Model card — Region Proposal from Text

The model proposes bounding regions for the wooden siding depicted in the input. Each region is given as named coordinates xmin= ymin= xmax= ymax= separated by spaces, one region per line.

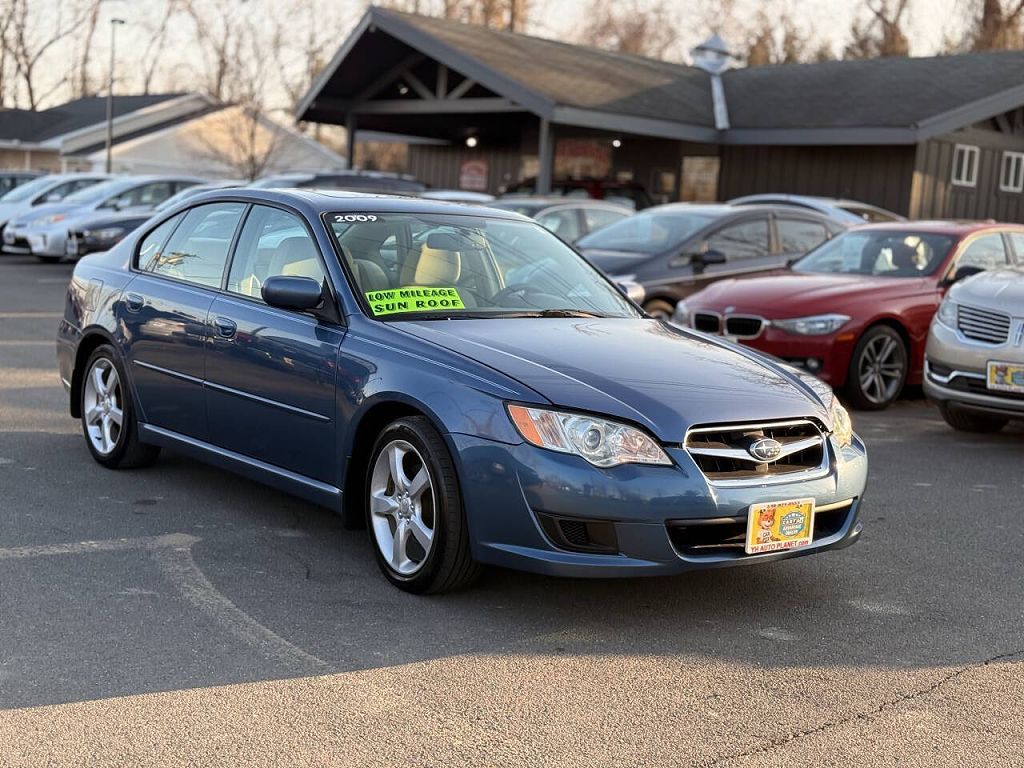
xmin=408 ymin=144 xmax=525 ymax=195
xmin=912 ymin=127 xmax=1024 ymax=222
xmin=718 ymin=145 xmax=916 ymax=215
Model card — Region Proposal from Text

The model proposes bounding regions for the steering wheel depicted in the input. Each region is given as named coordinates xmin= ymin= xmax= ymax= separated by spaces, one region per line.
xmin=490 ymin=282 xmax=549 ymax=305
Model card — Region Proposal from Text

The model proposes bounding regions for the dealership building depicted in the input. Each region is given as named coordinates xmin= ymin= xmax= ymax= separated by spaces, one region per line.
xmin=298 ymin=8 xmax=1024 ymax=220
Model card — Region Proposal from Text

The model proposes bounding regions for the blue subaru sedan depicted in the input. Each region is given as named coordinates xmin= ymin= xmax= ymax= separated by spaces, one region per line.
xmin=57 ymin=189 xmax=867 ymax=593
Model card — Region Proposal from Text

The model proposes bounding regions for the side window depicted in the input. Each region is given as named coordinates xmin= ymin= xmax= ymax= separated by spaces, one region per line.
xmin=1008 ymin=233 xmax=1024 ymax=264
xmin=536 ymin=209 xmax=582 ymax=242
xmin=149 ymin=202 xmax=245 ymax=287
xmin=227 ymin=205 xmax=324 ymax=300
xmin=136 ymin=214 xmax=184 ymax=270
xmin=584 ymin=207 xmax=629 ymax=233
xmin=136 ymin=182 xmax=173 ymax=206
xmin=706 ymin=218 xmax=770 ymax=259
xmin=957 ymin=234 xmax=1010 ymax=271
xmin=777 ymin=219 xmax=829 ymax=254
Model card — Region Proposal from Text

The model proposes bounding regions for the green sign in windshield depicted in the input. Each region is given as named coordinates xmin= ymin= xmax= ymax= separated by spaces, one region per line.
xmin=365 ymin=286 xmax=466 ymax=316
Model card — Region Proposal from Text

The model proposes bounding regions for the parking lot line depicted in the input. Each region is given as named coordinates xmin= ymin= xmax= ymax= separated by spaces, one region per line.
xmin=0 ymin=533 xmax=198 ymax=561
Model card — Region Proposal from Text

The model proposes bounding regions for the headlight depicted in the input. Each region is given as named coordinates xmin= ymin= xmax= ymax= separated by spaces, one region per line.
xmin=798 ymin=372 xmax=853 ymax=448
xmin=507 ymin=404 xmax=671 ymax=467
xmin=33 ymin=213 xmax=65 ymax=226
xmin=830 ymin=398 xmax=853 ymax=448
xmin=672 ymin=299 xmax=690 ymax=326
xmin=87 ymin=227 xmax=126 ymax=241
xmin=936 ymin=298 xmax=957 ymax=329
xmin=774 ymin=313 xmax=850 ymax=336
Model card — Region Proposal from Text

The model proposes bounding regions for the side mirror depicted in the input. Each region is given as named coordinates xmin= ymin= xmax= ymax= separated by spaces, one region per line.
xmin=616 ymin=279 xmax=646 ymax=305
xmin=945 ymin=264 xmax=984 ymax=286
xmin=262 ymin=275 xmax=324 ymax=312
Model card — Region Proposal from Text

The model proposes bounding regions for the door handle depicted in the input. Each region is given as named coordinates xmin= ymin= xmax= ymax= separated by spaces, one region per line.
xmin=125 ymin=292 xmax=144 ymax=313
xmin=213 ymin=316 xmax=237 ymax=339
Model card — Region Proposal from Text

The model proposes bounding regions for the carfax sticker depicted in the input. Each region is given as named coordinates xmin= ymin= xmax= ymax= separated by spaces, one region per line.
xmin=365 ymin=286 xmax=465 ymax=316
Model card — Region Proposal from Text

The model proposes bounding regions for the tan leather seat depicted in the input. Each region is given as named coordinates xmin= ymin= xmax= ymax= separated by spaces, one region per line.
xmin=400 ymin=243 xmax=461 ymax=286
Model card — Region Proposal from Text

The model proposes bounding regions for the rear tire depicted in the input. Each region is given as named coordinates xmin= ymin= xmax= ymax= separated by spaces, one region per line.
xmin=80 ymin=344 xmax=160 ymax=469
xmin=845 ymin=325 xmax=908 ymax=411
xmin=938 ymin=403 xmax=1008 ymax=433
xmin=36 ymin=254 xmax=62 ymax=264
xmin=365 ymin=416 xmax=480 ymax=594
xmin=643 ymin=299 xmax=675 ymax=320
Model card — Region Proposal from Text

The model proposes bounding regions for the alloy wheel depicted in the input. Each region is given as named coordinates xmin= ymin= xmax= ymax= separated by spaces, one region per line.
xmin=83 ymin=358 xmax=123 ymax=456
xmin=369 ymin=439 xmax=436 ymax=576
xmin=857 ymin=334 xmax=905 ymax=406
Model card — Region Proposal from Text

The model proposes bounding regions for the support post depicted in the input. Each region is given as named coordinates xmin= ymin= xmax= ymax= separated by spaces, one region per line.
xmin=536 ymin=117 xmax=553 ymax=194
xmin=345 ymin=113 xmax=357 ymax=169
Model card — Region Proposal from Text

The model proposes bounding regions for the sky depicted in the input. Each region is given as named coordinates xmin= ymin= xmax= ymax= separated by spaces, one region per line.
xmin=22 ymin=0 xmax=977 ymax=112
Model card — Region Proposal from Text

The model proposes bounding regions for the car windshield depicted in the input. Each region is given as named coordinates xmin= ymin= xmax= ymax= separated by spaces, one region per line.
xmin=575 ymin=209 xmax=715 ymax=254
xmin=327 ymin=212 xmax=639 ymax=320
xmin=63 ymin=180 xmax=129 ymax=204
xmin=793 ymin=230 xmax=956 ymax=277
xmin=0 ymin=176 xmax=58 ymax=202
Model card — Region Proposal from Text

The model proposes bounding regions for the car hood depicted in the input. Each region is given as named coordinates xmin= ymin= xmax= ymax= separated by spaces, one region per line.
xmin=689 ymin=272 xmax=934 ymax=314
xmin=950 ymin=268 xmax=1024 ymax=317
xmin=0 ymin=201 xmax=29 ymax=224
xmin=579 ymin=249 xmax=654 ymax=275
xmin=393 ymin=318 xmax=828 ymax=442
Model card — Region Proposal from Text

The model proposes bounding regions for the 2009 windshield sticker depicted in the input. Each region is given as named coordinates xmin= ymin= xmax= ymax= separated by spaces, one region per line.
xmin=365 ymin=287 xmax=466 ymax=316
xmin=334 ymin=214 xmax=378 ymax=223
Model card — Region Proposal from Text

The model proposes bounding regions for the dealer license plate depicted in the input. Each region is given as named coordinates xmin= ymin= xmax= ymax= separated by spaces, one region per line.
xmin=745 ymin=498 xmax=815 ymax=555
xmin=987 ymin=361 xmax=1024 ymax=394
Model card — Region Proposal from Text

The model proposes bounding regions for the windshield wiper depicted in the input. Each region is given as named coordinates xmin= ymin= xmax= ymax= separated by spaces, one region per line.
xmin=407 ymin=309 xmax=612 ymax=320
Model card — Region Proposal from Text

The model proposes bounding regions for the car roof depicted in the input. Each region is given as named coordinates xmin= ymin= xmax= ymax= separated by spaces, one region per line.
xmin=491 ymin=196 xmax=629 ymax=208
xmin=847 ymin=220 xmax=1024 ymax=235
xmin=171 ymin=187 xmax=532 ymax=222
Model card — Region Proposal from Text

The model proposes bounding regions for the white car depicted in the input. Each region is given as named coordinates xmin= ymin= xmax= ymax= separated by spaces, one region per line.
xmin=10 ymin=175 xmax=204 ymax=263
xmin=0 ymin=173 xmax=110 ymax=254
xmin=925 ymin=267 xmax=1024 ymax=432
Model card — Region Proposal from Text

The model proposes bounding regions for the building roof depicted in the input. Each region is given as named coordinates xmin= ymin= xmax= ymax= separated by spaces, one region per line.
xmin=0 ymin=94 xmax=186 ymax=143
xmin=298 ymin=8 xmax=1024 ymax=146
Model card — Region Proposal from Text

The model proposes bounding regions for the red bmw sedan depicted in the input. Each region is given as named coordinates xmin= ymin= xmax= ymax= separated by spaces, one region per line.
xmin=677 ymin=221 xmax=1024 ymax=410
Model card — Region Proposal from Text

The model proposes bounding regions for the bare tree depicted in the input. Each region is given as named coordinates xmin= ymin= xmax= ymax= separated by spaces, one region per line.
xmin=742 ymin=11 xmax=834 ymax=66
xmin=140 ymin=0 xmax=182 ymax=95
xmin=4 ymin=0 xmax=92 ymax=108
xmin=183 ymin=0 xmax=251 ymax=103
xmin=844 ymin=0 xmax=911 ymax=58
xmin=965 ymin=0 xmax=1024 ymax=49
xmin=71 ymin=0 xmax=102 ymax=98
xmin=577 ymin=0 xmax=677 ymax=59
xmin=382 ymin=0 xmax=531 ymax=31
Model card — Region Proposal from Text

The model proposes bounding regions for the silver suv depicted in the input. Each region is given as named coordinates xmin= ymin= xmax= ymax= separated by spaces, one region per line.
xmin=925 ymin=267 xmax=1024 ymax=432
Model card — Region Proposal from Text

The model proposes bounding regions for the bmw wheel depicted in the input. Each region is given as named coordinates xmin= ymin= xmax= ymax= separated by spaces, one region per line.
xmin=80 ymin=345 xmax=160 ymax=469
xmin=643 ymin=299 xmax=675 ymax=321
xmin=365 ymin=416 xmax=480 ymax=594
xmin=846 ymin=326 xmax=908 ymax=411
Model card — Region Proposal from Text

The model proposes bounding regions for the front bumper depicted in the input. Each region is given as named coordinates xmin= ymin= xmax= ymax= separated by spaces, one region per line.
xmin=924 ymin=321 xmax=1024 ymax=419
xmin=24 ymin=225 xmax=68 ymax=257
xmin=2 ymin=224 xmax=32 ymax=254
xmin=451 ymin=431 xmax=867 ymax=577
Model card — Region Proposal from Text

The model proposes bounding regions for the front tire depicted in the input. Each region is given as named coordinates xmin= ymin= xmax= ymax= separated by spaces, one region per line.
xmin=845 ymin=325 xmax=908 ymax=410
xmin=643 ymin=299 xmax=675 ymax=320
xmin=365 ymin=416 xmax=480 ymax=594
xmin=36 ymin=254 xmax=62 ymax=264
xmin=80 ymin=344 xmax=160 ymax=469
xmin=938 ymin=403 xmax=1008 ymax=433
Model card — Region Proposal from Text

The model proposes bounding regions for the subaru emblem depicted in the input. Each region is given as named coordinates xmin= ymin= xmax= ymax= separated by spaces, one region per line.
xmin=748 ymin=437 xmax=783 ymax=462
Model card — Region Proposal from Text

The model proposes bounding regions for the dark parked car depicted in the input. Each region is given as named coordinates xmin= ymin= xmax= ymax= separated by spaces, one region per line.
xmin=728 ymin=194 xmax=905 ymax=225
xmin=57 ymin=189 xmax=866 ymax=593
xmin=251 ymin=170 xmax=426 ymax=195
xmin=502 ymin=177 xmax=653 ymax=209
xmin=576 ymin=203 xmax=845 ymax=319
xmin=679 ymin=221 xmax=1024 ymax=410
xmin=65 ymin=212 xmax=154 ymax=260
xmin=487 ymin=197 xmax=631 ymax=243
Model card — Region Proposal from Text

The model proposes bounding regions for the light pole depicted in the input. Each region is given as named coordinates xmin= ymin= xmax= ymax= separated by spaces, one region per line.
xmin=105 ymin=17 xmax=125 ymax=174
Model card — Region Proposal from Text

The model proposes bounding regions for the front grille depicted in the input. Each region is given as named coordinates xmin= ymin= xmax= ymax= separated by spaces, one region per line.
xmin=944 ymin=374 xmax=1024 ymax=402
xmin=693 ymin=312 xmax=721 ymax=333
xmin=684 ymin=419 xmax=827 ymax=484
xmin=957 ymin=305 xmax=1011 ymax=344
xmin=724 ymin=316 xmax=764 ymax=338
xmin=666 ymin=500 xmax=854 ymax=557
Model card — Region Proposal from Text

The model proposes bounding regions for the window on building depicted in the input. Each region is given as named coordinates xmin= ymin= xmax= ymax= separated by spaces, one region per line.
xmin=952 ymin=144 xmax=979 ymax=187
xmin=999 ymin=152 xmax=1024 ymax=193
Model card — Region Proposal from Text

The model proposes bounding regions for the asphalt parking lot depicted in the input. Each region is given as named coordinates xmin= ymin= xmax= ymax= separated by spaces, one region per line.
xmin=1 ymin=254 xmax=1022 ymax=767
